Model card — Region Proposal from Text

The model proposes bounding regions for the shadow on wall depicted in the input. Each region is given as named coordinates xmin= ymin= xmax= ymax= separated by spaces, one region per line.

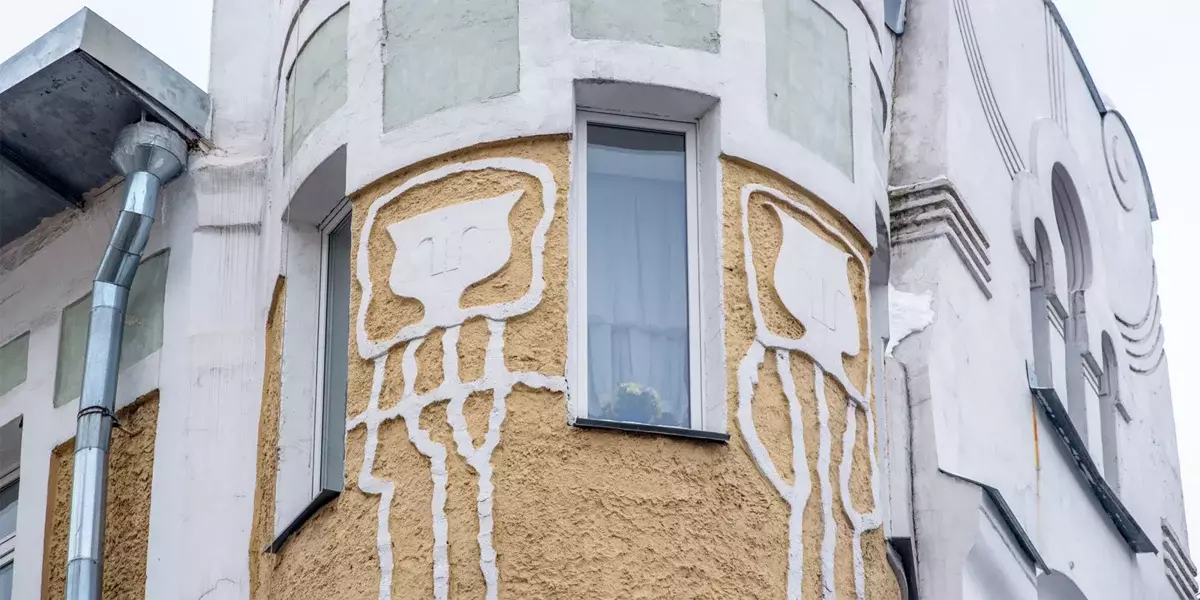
xmin=1038 ymin=571 xmax=1088 ymax=600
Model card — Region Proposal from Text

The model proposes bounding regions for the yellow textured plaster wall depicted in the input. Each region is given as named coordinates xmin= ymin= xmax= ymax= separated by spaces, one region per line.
xmin=251 ymin=138 xmax=899 ymax=599
xmin=42 ymin=392 xmax=159 ymax=599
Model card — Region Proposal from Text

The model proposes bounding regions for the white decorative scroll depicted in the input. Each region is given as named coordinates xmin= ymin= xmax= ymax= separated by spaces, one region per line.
xmin=349 ymin=158 xmax=565 ymax=600
xmin=736 ymin=184 xmax=882 ymax=600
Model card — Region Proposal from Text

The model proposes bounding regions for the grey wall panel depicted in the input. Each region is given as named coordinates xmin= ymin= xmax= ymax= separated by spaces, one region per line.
xmin=570 ymin=0 xmax=720 ymax=53
xmin=765 ymin=0 xmax=853 ymax=178
xmin=286 ymin=7 xmax=349 ymax=160
xmin=383 ymin=0 xmax=520 ymax=131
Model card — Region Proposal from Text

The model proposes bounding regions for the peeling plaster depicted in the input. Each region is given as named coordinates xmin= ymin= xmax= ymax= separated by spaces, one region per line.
xmin=885 ymin=285 xmax=934 ymax=357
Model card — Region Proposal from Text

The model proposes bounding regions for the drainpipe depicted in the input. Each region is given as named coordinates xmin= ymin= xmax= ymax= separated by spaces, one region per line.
xmin=65 ymin=121 xmax=187 ymax=600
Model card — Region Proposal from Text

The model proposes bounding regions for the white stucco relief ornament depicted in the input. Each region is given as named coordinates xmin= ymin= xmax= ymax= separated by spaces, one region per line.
xmin=736 ymin=185 xmax=882 ymax=600
xmin=349 ymin=158 xmax=565 ymax=600
xmin=387 ymin=191 xmax=522 ymax=325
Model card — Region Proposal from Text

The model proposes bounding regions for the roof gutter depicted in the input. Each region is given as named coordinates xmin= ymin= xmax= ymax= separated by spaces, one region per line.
xmin=64 ymin=121 xmax=187 ymax=600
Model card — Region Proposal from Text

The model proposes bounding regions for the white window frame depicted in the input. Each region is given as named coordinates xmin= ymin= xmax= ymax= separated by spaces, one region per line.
xmin=0 ymin=466 xmax=17 ymax=567
xmin=312 ymin=198 xmax=351 ymax=498
xmin=569 ymin=110 xmax=705 ymax=431
xmin=272 ymin=191 xmax=350 ymax=552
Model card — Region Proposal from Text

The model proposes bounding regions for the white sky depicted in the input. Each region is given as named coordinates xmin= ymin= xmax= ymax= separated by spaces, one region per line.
xmin=1 ymin=0 xmax=1196 ymax=554
xmin=0 ymin=1 xmax=212 ymax=90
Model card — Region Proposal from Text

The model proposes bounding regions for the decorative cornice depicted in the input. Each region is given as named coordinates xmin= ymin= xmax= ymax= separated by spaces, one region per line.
xmin=1027 ymin=364 xmax=1157 ymax=554
xmin=1163 ymin=518 xmax=1199 ymax=600
xmin=1116 ymin=266 xmax=1167 ymax=375
xmin=889 ymin=176 xmax=992 ymax=299
xmin=1045 ymin=7 xmax=1069 ymax=135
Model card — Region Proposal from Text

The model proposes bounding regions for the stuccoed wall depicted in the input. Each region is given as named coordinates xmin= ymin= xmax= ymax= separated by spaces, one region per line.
xmin=42 ymin=392 xmax=160 ymax=599
xmin=247 ymin=0 xmax=898 ymax=597
xmin=247 ymin=136 xmax=900 ymax=599
xmin=888 ymin=0 xmax=1184 ymax=597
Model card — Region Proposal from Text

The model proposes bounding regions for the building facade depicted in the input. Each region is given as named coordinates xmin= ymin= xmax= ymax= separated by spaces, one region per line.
xmin=0 ymin=0 xmax=1191 ymax=599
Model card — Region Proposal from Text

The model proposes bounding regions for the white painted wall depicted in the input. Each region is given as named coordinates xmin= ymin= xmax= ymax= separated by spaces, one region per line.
xmin=7 ymin=0 xmax=1186 ymax=598
xmin=888 ymin=0 xmax=1185 ymax=597
xmin=0 ymin=178 xmax=183 ymax=600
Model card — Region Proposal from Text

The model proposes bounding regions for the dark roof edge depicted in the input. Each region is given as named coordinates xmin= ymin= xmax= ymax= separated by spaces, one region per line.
xmin=1044 ymin=0 xmax=1158 ymax=221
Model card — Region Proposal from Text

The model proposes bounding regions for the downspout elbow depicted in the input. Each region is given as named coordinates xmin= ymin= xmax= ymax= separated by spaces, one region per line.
xmin=64 ymin=121 xmax=187 ymax=600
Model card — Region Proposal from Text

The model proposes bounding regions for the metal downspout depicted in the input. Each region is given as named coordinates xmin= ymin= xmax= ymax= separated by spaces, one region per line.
xmin=65 ymin=121 xmax=187 ymax=600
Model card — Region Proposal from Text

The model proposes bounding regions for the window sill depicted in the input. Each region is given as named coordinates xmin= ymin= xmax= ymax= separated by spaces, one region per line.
xmin=572 ymin=417 xmax=729 ymax=443
xmin=267 ymin=488 xmax=339 ymax=553
xmin=1025 ymin=363 xmax=1156 ymax=554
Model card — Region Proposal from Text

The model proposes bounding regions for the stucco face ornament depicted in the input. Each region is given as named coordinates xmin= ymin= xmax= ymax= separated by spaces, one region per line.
xmin=350 ymin=158 xmax=565 ymax=600
xmin=737 ymin=185 xmax=881 ymax=600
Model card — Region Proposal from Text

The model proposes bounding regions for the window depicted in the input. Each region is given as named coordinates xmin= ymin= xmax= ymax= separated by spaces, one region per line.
xmin=0 ymin=415 xmax=20 ymax=594
xmin=1099 ymin=334 xmax=1120 ymax=492
xmin=0 ymin=467 xmax=16 ymax=600
xmin=315 ymin=203 xmax=351 ymax=497
xmin=271 ymin=195 xmax=350 ymax=552
xmin=0 ymin=333 xmax=28 ymax=397
xmin=54 ymin=251 xmax=169 ymax=407
xmin=0 ymin=472 xmax=15 ymax=546
xmin=0 ymin=561 xmax=11 ymax=600
xmin=571 ymin=112 xmax=702 ymax=431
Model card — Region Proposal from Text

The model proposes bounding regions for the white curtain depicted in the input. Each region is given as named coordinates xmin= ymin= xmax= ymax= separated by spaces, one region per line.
xmin=586 ymin=128 xmax=691 ymax=428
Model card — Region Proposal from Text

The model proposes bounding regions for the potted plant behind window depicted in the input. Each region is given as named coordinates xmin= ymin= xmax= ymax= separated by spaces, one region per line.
xmin=603 ymin=382 xmax=666 ymax=425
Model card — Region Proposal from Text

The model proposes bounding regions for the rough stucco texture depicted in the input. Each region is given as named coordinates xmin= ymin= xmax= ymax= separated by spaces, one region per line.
xmin=250 ymin=278 xmax=285 ymax=599
xmin=42 ymin=392 xmax=160 ymax=599
xmin=764 ymin=0 xmax=854 ymax=178
xmin=383 ymin=0 xmax=520 ymax=132
xmin=570 ymin=0 xmax=721 ymax=52
xmin=251 ymin=138 xmax=898 ymax=599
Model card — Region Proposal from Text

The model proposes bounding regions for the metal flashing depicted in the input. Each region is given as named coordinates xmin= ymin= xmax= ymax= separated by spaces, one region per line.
xmin=573 ymin=417 xmax=731 ymax=443
xmin=1043 ymin=0 xmax=1158 ymax=220
xmin=941 ymin=470 xmax=1051 ymax=573
xmin=1027 ymin=363 xmax=1157 ymax=554
xmin=0 ymin=8 xmax=210 ymax=247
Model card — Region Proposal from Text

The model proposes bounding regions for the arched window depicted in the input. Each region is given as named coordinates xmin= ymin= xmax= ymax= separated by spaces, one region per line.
xmin=1029 ymin=220 xmax=1056 ymax=388
xmin=1100 ymin=333 xmax=1120 ymax=491
xmin=1050 ymin=165 xmax=1093 ymax=444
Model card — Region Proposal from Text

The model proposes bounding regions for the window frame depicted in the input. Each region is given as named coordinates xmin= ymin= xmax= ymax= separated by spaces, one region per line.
xmin=312 ymin=198 xmax=351 ymax=499
xmin=569 ymin=110 xmax=705 ymax=432
xmin=270 ymin=197 xmax=350 ymax=553
xmin=0 ymin=466 xmax=17 ymax=568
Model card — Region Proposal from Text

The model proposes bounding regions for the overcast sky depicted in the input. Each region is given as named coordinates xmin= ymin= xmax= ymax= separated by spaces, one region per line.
xmin=1 ymin=0 xmax=1197 ymax=553
xmin=0 ymin=1 xmax=212 ymax=90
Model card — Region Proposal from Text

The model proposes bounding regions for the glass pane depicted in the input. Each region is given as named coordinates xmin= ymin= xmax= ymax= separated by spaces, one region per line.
xmin=0 ymin=480 xmax=16 ymax=540
xmin=54 ymin=252 xmax=170 ymax=407
xmin=585 ymin=123 xmax=691 ymax=428
xmin=321 ymin=214 xmax=351 ymax=493
xmin=54 ymin=294 xmax=92 ymax=407
xmin=0 ymin=561 xmax=11 ymax=600
xmin=122 ymin=252 xmax=170 ymax=371
xmin=0 ymin=333 xmax=28 ymax=397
